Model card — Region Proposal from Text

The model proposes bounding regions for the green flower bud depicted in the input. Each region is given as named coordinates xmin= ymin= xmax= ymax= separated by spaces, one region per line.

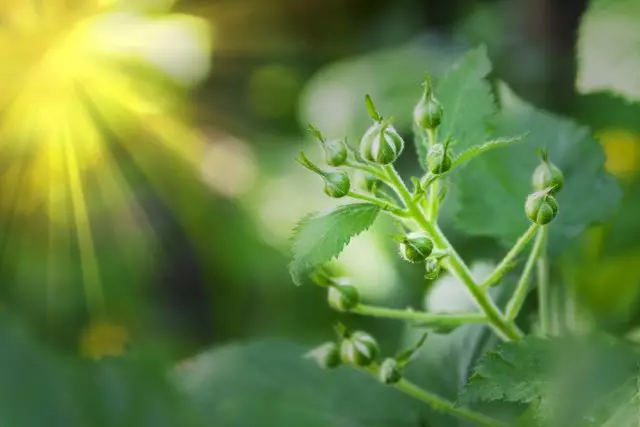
xmin=324 ymin=139 xmax=348 ymax=166
xmin=327 ymin=282 xmax=359 ymax=312
xmin=340 ymin=331 xmax=379 ymax=367
xmin=297 ymin=151 xmax=350 ymax=198
xmin=532 ymin=153 xmax=564 ymax=194
xmin=359 ymin=122 xmax=405 ymax=165
xmin=414 ymin=97 xmax=443 ymax=130
xmin=305 ymin=342 xmax=341 ymax=369
xmin=323 ymin=171 xmax=350 ymax=198
xmin=399 ymin=233 xmax=434 ymax=263
xmin=413 ymin=74 xmax=443 ymax=130
xmin=427 ymin=143 xmax=452 ymax=175
xmin=424 ymin=258 xmax=441 ymax=281
xmin=525 ymin=191 xmax=558 ymax=225
xmin=379 ymin=358 xmax=402 ymax=385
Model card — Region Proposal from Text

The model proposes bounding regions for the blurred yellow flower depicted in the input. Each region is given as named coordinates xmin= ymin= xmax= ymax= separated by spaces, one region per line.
xmin=79 ymin=320 xmax=129 ymax=359
xmin=598 ymin=128 xmax=640 ymax=180
xmin=0 ymin=0 xmax=212 ymax=317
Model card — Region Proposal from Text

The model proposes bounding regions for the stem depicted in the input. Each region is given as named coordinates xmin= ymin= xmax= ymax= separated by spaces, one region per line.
xmin=352 ymin=304 xmax=486 ymax=325
xmin=426 ymin=128 xmax=439 ymax=221
xmin=343 ymin=161 xmax=388 ymax=182
xmin=382 ymin=164 xmax=522 ymax=341
xmin=506 ymin=227 xmax=545 ymax=320
xmin=347 ymin=192 xmax=407 ymax=216
xmin=363 ymin=364 xmax=507 ymax=427
xmin=537 ymin=226 xmax=550 ymax=336
xmin=481 ymin=223 xmax=540 ymax=289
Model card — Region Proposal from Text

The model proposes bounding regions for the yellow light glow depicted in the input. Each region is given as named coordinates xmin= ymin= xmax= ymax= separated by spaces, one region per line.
xmin=0 ymin=1 xmax=212 ymax=320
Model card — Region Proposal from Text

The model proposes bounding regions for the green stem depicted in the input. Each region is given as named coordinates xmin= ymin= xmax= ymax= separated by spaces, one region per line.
xmin=506 ymin=227 xmax=546 ymax=320
xmin=537 ymin=226 xmax=550 ymax=336
xmin=426 ymin=128 xmax=439 ymax=221
xmin=363 ymin=364 xmax=507 ymax=427
xmin=344 ymin=161 xmax=388 ymax=182
xmin=382 ymin=164 xmax=522 ymax=341
xmin=347 ymin=191 xmax=407 ymax=216
xmin=481 ymin=223 xmax=540 ymax=289
xmin=352 ymin=304 xmax=486 ymax=325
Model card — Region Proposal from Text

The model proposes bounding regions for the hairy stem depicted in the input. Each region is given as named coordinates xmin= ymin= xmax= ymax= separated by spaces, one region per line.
xmin=344 ymin=161 xmax=388 ymax=181
xmin=426 ymin=128 xmax=439 ymax=221
xmin=382 ymin=164 xmax=522 ymax=341
xmin=363 ymin=364 xmax=508 ymax=427
xmin=347 ymin=191 xmax=407 ymax=216
xmin=481 ymin=223 xmax=539 ymax=289
xmin=352 ymin=304 xmax=486 ymax=325
xmin=537 ymin=226 xmax=550 ymax=336
xmin=506 ymin=227 xmax=546 ymax=320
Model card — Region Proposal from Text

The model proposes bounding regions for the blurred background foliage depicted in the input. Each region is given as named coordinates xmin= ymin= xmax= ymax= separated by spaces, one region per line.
xmin=1 ymin=0 xmax=640 ymax=425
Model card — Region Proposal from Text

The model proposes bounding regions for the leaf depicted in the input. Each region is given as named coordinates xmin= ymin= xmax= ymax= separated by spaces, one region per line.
xmin=576 ymin=0 xmax=640 ymax=102
xmin=177 ymin=339 xmax=423 ymax=427
xmin=452 ymin=134 xmax=527 ymax=169
xmin=289 ymin=203 xmax=380 ymax=285
xmin=416 ymin=46 xmax=497 ymax=169
xmin=584 ymin=371 xmax=640 ymax=427
xmin=461 ymin=336 xmax=640 ymax=426
xmin=460 ymin=337 xmax=550 ymax=406
xmin=453 ymin=82 xmax=621 ymax=251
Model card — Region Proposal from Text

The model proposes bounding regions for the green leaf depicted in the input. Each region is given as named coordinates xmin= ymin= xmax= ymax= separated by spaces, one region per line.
xmin=177 ymin=339 xmax=424 ymax=427
xmin=0 ymin=311 xmax=199 ymax=427
xmin=460 ymin=337 xmax=550 ymax=406
xmin=461 ymin=336 xmax=640 ymax=425
xmin=289 ymin=203 xmax=380 ymax=285
xmin=453 ymin=82 xmax=621 ymax=251
xmin=416 ymin=45 xmax=497 ymax=169
xmin=584 ymin=371 xmax=640 ymax=427
xmin=577 ymin=0 xmax=640 ymax=101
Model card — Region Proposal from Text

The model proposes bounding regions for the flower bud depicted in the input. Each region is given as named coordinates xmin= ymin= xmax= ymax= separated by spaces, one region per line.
xmin=525 ymin=191 xmax=558 ymax=225
xmin=424 ymin=258 xmax=442 ymax=281
xmin=307 ymin=124 xmax=348 ymax=167
xmin=379 ymin=358 xmax=402 ymax=384
xmin=414 ymin=97 xmax=443 ymax=130
xmin=532 ymin=154 xmax=564 ymax=194
xmin=340 ymin=331 xmax=379 ymax=367
xmin=306 ymin=342 xmax=341 ymax=369
xmin=324 ymin=139 xmax=348 ymax=167
xmin=327 ymin=283 xmax=359 ymax=312
xmin=296 ymin=151 xmax=351 ymax=198
xmin=427 ymin=143 xmax=452 ymax=175
xmin=399 ymin=233 xmax=434 ymax=263
xmin=323 ymin=171 xmax=350 ymax=198
xmin=360 ymin=122 xmax=405 ymax=165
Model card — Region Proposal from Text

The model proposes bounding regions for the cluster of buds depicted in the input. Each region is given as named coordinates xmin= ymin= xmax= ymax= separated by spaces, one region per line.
xmin=306 ymin=322 xmax=428 ymax=386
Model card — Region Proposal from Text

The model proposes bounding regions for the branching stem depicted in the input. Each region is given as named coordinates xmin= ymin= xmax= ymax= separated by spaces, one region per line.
xmin=347 ymin=192 xmax=407 ymax=216
xmin=361 ymin=364 xmax=508 ymax=427
xmin=382 ymin=164 xmax=522 ymax=341
xmin=481 ymin=223 xmax=539 ymax=289
xmin=506 ymin=227 xmax=546 ymax=320
xmin=537 ymin=226 xmax=550 ymax=336
xmin=352 ymin=304 xmax=485 ymax=325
